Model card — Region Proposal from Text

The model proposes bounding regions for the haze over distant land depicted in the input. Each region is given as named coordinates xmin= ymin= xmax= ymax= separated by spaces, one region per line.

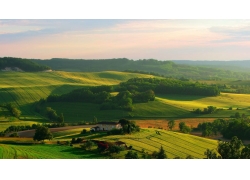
xmin=1 ymin=19 xmax=250 ymax=60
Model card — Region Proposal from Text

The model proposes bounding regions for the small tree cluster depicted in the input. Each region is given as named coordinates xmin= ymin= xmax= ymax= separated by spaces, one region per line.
xmin=193 ymin=106 xmax=217 ymax=114
xmin=46 ymin=107 xmax=64 ymax=123
xmin=4 ymin=103 xmax=21 ymax=118
xmin=119 ymin=119 xmax=140 ymax=134
xmin=204 ymin=136 xmax=250 ymax=159
xmin=179 ymin=122 xmax=191 ymax=134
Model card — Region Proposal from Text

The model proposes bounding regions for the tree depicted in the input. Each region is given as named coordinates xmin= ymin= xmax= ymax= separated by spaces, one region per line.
xmin=33 ymin=126 xmax=53 ymax=142
xmin=179 ymin=122 xmax=191 ymax=134
xmin=58 ymin=113 xmax=64 ymax=123
xmin=12 ymin=108 xmax=21 ymax=118
xmin=46 ymin=107 xmax=58 ymax=121
xmin=93 ymin=116 xmax=97 ymax=124
xmin=81 ymin=140 xmax=94 ymax=150
xmin=217 ymin=136 xmax=243 ymax=159
xmin=240 ymin=145 xmax=250 ymax=159
xmin=204 ymin=149 xmax=220 ymax=159
xmin=125 ymin=151 xmax=139 ymax=159
xmin=157 ymin=146 xmax=167 ymax=159
xmin=167 ymin=120 xmax=175 ymax=130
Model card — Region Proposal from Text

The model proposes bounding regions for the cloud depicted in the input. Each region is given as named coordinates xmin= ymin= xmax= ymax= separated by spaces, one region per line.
xmin=209 ymin=25 xmax=250 ymax=43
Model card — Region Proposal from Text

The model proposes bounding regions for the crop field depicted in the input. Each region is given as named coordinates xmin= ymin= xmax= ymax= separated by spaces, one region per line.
xmin=0 ymin=128 xmax=218 ymax=159
xmin=156 ymin=93 xmax=250 ymax=110
xmin=0 ymin=143 xmax=105 ymax=159
xmin=89 ymin=128 xmax=218 ymax=159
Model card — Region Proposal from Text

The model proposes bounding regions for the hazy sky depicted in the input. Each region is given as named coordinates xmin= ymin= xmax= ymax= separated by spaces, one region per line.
xmin=1 ymin=19 xmax=250 ymax=60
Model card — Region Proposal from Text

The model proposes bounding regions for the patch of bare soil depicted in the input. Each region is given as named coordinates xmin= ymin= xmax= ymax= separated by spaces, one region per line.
xmin=16 ymin=125 xmax=95 ymax=138
xmin=134 ymin=118 xmax=217 ymax=130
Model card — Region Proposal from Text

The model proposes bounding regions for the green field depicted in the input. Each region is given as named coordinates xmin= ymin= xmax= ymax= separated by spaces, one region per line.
xmin=0 ymin=128 xmax=219 ymax=159
xmin=1 ymin=71 xmax=250 ymax=127
xmin=0 ymin=143 xmax=105 ymax=159
xmin=53 ymin=128 xmax=219 ymax=159
xmin=94 ymin=128 xmax=218 ymax=159
xmin=42 ymin=93 xmax=250 ymax=122
xmin=0 ymin=71 xmax=157 ymax=119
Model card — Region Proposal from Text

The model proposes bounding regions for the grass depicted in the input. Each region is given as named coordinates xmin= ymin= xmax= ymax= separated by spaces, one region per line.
xmin=0 ymin=143 xmax=105 ymax=159
xmin=52 ymin=128 xmax=86 ymax=138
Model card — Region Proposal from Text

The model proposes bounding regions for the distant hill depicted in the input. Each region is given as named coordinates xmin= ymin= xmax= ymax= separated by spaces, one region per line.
xmin=32 ymin=58 xmax=250 ymax=80
xmin=0 ymin=57 xmax=51 ymax=72
xmin=173 ymin=60 xmax=250 ymax=72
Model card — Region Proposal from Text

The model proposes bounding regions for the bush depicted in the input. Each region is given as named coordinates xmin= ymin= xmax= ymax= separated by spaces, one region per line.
xmin=9 ymin=132 xmax=19 ymax=137
xmin=109 ymin=145 xmax=124 ymax=154
xmin=107 ymin=128 xmax=123 ymax=135
xmin=81 ymin=140 xmax=94 ymax=150
xmin=125 ymin=151 xmax=139 ymax=159
xmin=81 ymin=129 xmax=87 ymax=134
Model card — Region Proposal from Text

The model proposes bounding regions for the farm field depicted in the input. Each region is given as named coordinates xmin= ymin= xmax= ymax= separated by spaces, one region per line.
xmin=96 ymin=128 xmax=218 ymax=159
xmin=42 ymin=93 xmax=250 ymax=122
xmin=0 ymin=71 xmax=157 ymax=117
xmin=0 ymin=128 xmax=218 ymax=159
xmin=0 ymin=70 xmax=250 ymax=129
xmin=156 ymin=93 xmax=250 ymax=110
xmin=0 ymin=143 xmax=105 ymax=159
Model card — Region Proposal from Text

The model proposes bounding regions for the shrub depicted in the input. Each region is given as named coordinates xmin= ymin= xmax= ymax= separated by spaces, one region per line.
xmin=81 ymin=129 xmax=87 ymax=134
xmin=9 ymin=132 xmax=19 ymax=137
xmin=125 ymin=151 xmax=139 ymax=159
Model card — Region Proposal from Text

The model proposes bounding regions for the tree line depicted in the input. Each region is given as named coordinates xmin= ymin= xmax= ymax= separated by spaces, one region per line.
xmin=32 ymin=58 xmax=250 ymax=80
xmin=118 ymin=78 xmax=220 ymax=96
xmin=197 ymin=115 xmax=250 ymax=139
xmin=0 ymin=57 xmax=50 ymax=72
xmin=205 ymin=136 xmax=250 ymax=159
xmin=46 ymin=85 xmax=155 ymax=111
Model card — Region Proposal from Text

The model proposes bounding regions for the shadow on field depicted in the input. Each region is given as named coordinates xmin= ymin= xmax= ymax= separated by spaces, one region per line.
xmin=60 ymin=148 xmax=104 ymax=158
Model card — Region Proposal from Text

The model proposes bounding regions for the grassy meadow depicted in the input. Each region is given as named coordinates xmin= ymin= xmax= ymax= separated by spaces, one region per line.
xmin=0 ymin=143 xmax=105 ymax=159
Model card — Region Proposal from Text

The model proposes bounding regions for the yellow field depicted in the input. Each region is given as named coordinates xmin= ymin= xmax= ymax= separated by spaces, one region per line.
xmin=156 ymin=93 xmax=250 ymax=110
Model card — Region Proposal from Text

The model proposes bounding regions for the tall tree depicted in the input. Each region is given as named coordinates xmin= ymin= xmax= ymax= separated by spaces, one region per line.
xmin=157 ymin=146 xmax=167 ymax=159
xmin=168 ymin=120 xmax=175 ymax=131
xmin=58 ymin=113 xmax=64 ymax=123
xmin=33 ymin=126 xmax=53 ymax=142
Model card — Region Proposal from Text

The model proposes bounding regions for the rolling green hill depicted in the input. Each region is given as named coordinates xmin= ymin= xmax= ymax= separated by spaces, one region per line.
xmin=33 ymin=58 xmax=250 ymax=80
xmin=0 ymin=71 xmax=158 ymax=113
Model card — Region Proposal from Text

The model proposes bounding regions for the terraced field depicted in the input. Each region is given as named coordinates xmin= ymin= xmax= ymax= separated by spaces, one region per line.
xmin=97 ymin=128 xmax=218 ymax=159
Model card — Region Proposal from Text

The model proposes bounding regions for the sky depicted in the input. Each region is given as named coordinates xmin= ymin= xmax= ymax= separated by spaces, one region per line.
xmin=1 ymin=19 xmax=250 ymax=60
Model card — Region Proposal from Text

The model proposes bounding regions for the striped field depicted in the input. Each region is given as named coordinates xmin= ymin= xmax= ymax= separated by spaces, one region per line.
xmin=0 ymin=128 xmax=218 ymax=159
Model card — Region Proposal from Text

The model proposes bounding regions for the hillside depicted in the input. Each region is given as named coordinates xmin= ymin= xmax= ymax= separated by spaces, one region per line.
xmin=0 ymin=57 xmax=51 ymax=72
xmin=0 ymin=128 xmax=218 ymax=159
xmin=32 ymin=58 xmax=250 ymax=80
xmin=173 ymin=60 xmax=250 ymax=72
xmin=0 ymin=71 xmax=159 ymax=119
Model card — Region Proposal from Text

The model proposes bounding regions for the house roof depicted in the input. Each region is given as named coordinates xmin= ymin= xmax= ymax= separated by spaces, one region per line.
xmin=97 ymin=121 xmax=120 ymax=125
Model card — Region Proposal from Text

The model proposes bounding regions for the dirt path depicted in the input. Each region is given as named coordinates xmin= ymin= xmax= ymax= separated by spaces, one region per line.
xmin=15 ymin=125 xmax=95 ymax=138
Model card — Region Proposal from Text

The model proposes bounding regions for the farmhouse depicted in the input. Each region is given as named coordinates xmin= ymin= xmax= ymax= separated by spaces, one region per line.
xmin=90 ymin=121 xmax=122 ymax=131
